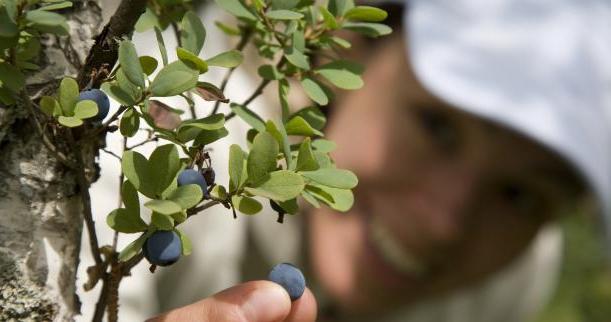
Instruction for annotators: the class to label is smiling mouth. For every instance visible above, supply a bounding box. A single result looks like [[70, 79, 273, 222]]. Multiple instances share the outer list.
[[368, 215, 427, 276]]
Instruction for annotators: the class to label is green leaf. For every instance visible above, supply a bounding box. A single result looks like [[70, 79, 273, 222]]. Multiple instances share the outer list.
[[231, 195, 262, 215], [149, 145, 181, 195], [25, 10, 69, 35], [73, 100, 98, 119], [116, 68, 142, 103], [265, 120, 292, 170], [345, 6, 387, 22], [342, 22, 392, 37], [291, 107, 326, 130], [100, 81, 136, 106], [139, 56, 158, 75], [284, 47, 310, 70], [122, 150, 156, 199], [276, 198, 299, 215], [122, 180, 140, 213], [328, 0, 354, 17], [58, 77, 79, 116], [177, 47, 208, 73], [135, 7, 160, 33], [151, 212, 175, 230], [58, 116, 83, 127], [194, 127, 229, 145], [175, 229, 192, 256], [181, 11, 206, 55], [107, 208, 148, 233], [39, 96, 60, 116], [285, 116, 323, 136], [319, 6, 338, 29], [120, 108, 140, 137], [154, 27, 169, 66], [215, 21, 241, 36], [258, 65, 284, 80], [301, 77, 329, 105], [211, 185, 228, 200], [306, 183, 354, 212], [312, 139, 336, 153], [145, 199, 182, 215], [228, 144, 247, 192], [39, 1, 73, 11], [0, 63, 24, 93], [245, 170, 305, 201], [230, 103, 266, 132], [0, 7, 18, 37], [214, 0, 257, 21], [179, 114, 225, 131], [296, 138, 319, 171], [247, 132, 279, 185], [150, 61, 198, 97], [301, 190, 321, 208], [301, 168, 358, 189], [118, 231, 152, 262], [119, 40, 145, 88], [206, 50, 243, 68], [271, 0, 301, 9], [267, 9, 303, 20], [167, 184, 203, 209], [316, 60, 364, 90], [330, 36, 351, 49], [278, 79, 290, 121]]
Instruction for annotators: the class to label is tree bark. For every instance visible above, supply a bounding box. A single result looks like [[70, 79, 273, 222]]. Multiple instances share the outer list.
[[0, 2, 103, 321]]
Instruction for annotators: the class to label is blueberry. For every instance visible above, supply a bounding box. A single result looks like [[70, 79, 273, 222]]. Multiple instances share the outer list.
[[177, 169, 208, 194], [78, 89, 110, 121], [267, 263, 306, 301], [143, 230, 182, 266]]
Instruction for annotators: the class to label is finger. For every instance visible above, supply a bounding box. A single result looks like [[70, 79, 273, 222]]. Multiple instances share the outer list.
[[283, 287, 317, 322], [147, 280, 292, 322]]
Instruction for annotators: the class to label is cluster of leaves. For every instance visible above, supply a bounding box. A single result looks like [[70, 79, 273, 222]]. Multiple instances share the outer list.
[[39, 77, 99, 127], [0, 0, 72, 105], [2, 0, 389, 265], [106, 0, 390, 263]]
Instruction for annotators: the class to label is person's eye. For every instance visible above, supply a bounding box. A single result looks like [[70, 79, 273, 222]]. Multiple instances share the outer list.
[[498, 182, 540, 215], [415, 107, 460, 153]]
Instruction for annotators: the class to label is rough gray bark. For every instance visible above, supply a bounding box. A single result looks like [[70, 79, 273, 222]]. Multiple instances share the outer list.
[[0, 2, 103, 321]]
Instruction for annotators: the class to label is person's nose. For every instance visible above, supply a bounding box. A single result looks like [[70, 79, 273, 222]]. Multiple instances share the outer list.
[[412, 162, 479, 244]]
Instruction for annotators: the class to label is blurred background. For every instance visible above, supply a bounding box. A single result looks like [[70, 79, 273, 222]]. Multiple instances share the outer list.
[[533, 215, 611, 322]]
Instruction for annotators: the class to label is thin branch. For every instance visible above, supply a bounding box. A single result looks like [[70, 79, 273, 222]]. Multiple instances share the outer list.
[[80, 105, 128, 143], [77, 0, 149, 88], [211, 28, 254, 115], [101, 148, 122, 161], [126, 136, 157, 150], [188, 200, 221, 217]]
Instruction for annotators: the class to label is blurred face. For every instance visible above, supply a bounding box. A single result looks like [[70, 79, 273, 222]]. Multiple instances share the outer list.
[[308, 34, 583, 316]]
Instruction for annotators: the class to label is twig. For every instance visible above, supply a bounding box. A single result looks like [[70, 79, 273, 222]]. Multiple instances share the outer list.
[[80, 105, 128, 143], [188, 200, 221, 217], [126, 136, 157, 150], [101, 148, 122, 161], [77, 0, 149, 89], [210, 28, 254, 115]]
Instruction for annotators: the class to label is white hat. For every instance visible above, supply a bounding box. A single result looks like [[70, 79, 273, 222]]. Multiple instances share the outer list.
[[404, 0, 611, 245]]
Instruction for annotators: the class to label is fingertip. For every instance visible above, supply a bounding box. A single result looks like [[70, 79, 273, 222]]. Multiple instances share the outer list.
[[284, 287, 317, 322]]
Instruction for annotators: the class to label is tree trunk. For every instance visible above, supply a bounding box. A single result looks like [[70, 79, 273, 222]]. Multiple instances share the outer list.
[[0, 2, 103, 321]]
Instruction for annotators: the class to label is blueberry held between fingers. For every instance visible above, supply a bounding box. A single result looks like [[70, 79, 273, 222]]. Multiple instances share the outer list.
[[267, 263, 306, 301], [78, 88, 110, 121], [177, 169, 207, 194], [143, 230, 182, 266]]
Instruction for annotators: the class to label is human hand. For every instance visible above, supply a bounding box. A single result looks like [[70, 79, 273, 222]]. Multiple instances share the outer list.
[[146, 280, 317, 322]]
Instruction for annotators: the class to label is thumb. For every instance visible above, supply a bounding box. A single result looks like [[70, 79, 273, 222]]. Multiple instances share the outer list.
[[147, 280, 297, 322]]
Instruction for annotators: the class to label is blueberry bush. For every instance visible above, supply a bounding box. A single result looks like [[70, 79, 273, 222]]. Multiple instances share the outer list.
[[0, 0, 390, 320]]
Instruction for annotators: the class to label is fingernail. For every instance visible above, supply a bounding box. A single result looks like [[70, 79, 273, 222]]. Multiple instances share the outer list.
[[241, 283, 291, 322]]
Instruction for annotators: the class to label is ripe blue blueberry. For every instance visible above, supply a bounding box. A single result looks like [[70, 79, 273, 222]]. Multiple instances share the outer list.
[[267, 263, 306, 301], [78, 89, 110, 121], [177, 169, 208, 195], [143, 230, 182, 266]]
